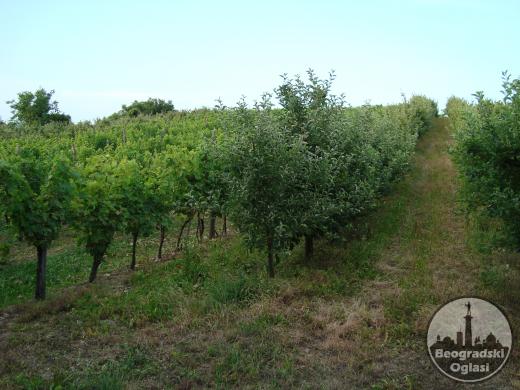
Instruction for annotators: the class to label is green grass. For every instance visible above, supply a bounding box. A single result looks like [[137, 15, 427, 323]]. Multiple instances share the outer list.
[[0, 216, 194, 308], [0, 202, 410, 388], [0, 235, 135, 308], [10, 344, 157, 390]]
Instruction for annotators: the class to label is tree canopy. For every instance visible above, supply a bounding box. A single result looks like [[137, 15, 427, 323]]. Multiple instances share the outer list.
[[7, 88, 71, 126], [120, 98, 175, 117]]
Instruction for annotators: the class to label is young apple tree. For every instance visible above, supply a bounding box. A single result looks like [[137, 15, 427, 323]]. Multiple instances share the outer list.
[[226, 97, 306, 277]]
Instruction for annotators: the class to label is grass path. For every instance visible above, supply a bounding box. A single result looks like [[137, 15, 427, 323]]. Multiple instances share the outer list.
[[1, 118, 519, 389], [341, 117, 520, 389]]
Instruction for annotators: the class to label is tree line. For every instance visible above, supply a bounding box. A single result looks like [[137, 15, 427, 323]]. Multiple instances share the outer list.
[[448, 72, 520, 250], [0, 71, 438, 299]]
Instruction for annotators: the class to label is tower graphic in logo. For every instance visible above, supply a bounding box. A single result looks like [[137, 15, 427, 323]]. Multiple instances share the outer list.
[[427, 297, 512, 383], [464, 301, 472, 347]]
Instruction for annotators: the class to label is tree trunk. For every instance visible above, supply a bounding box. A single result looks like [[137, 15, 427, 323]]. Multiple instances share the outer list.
[[187, 216, 192, 238], [196, 212, 201, 242], [222, 215, 227, 236], [156, 225, 166, 260], [304, 234, 314, 261], [209, 212, 217, 239], [267, 236, 275, 278], [89, 253, 103, 283], [35, 245, 47, 300], [199, 215, 205, 241], [176, 216, 192, 250], [130, 231, 138, 270]]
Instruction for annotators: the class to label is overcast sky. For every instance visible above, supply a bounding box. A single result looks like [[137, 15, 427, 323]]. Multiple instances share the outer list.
[[1, 0, 519, 122]]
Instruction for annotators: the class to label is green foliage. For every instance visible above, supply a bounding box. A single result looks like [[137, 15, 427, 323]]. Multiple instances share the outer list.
[[275, 71, 347, 243], [113, 157, 156, 237], [407, 95, 438, 136], [7, 88, 71, 126], [0, 71, 437, 292], [195, 125, 230, 225], [0, 142, 76, 297], [225, 95, 308, 274], [480, 262, 509, 290], [72, 155, 128, 263], [225, 71, 436, 275], [0, 148, 76, 247], [451, 73, 520, 247], [119, 98, 175, 117], [445, 96, 473, 134]]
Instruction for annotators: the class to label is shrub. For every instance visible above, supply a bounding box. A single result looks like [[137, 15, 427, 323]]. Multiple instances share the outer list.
[[451, 73, 520, 248], [408, 95, 438, 136]]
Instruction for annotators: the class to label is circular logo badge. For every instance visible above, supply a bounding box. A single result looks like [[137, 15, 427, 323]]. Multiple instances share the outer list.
[[427, 297, 512, 383]]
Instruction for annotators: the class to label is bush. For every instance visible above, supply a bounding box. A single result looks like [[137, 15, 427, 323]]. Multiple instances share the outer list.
[[451, 73, 520, 248], [408, 95, 438, 136]]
